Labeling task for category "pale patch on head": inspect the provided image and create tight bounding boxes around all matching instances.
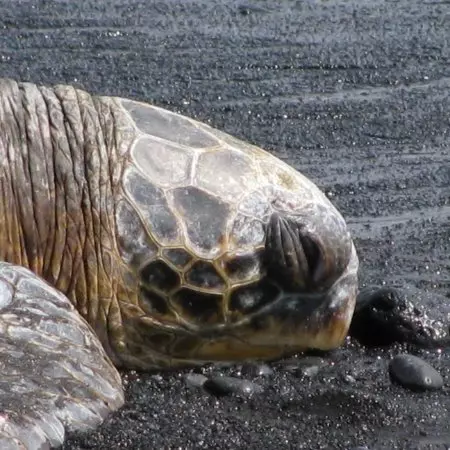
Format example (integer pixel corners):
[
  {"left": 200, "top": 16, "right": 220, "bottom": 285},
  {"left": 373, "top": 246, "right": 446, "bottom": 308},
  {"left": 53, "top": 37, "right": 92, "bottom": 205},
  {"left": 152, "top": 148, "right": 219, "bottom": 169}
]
[
  {"left": 131, "top": 136, "right": 193, "bottom": 188},
  {"left": 228, "top": 214, "right": 265, "bottom": 252},
  {"left": 194, "top": 148, "right": 261, "bottom": 202},
  {"left": 258, "top": 156, "right": 331, "bottom": 209}
]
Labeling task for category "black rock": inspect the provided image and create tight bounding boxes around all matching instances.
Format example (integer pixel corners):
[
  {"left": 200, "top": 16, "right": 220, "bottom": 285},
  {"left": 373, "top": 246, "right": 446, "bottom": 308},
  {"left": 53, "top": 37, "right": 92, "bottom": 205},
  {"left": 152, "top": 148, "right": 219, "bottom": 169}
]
[
  {"left": 204, "top": 376, "right": 264, "bottom": 397},
  {"left": 349, "top": 286, "right": 448, "bottom": 348},
  {"left": 237, "top": 4, "right": 268, "bottom": 15},
  {"left": 388, "top": 354, "right": 444, "bottom": 391}
]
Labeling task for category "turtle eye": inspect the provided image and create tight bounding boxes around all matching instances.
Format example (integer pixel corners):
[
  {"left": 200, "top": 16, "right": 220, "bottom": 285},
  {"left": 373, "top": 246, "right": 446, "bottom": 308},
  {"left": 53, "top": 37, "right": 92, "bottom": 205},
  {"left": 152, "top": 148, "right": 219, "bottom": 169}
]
[{"left": 265, "top": 212, "right": 328, "bottom": 291}]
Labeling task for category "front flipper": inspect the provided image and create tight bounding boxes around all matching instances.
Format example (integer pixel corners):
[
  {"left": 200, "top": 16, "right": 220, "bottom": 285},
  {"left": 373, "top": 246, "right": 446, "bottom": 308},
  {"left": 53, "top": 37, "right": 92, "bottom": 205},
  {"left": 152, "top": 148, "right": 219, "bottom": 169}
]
[{"left": 0, "top": 263, "right": 124, "bottom": 449}]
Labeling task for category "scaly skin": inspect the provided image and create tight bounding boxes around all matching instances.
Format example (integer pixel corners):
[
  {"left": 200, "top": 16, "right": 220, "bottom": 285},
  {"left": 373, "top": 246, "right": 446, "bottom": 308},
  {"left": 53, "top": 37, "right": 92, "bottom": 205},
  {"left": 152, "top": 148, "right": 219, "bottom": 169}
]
[{"left": 0, "top": 78, "right": 136, "bottom": 365}]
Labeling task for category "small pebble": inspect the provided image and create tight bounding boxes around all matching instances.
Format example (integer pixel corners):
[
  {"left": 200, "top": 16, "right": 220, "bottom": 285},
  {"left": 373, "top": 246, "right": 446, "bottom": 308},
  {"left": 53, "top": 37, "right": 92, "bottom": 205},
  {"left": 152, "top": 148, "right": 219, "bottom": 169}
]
[
  {"left": 204, "top": 376, "right": 264, "bottom": 397},
  {"left": 343, "top": 374, "right": 357, "bottom": 384},
  {"left": 184, "top": 373, "right": 207, "bottom": 389},
  {"left": 301, "top": 365, "right": 320, "bottom": 377},
  {"left": 281, "top": 356, "right": 325, "bottom": 377},
  {"left": 241, "top": 363, "right": 274, "bottom": 378},
  {"left": 389, "top": 354, "right": 444, "bottom": 391},
  {"left": 237, "top": 4, "right": 267, "bottom": 15}
]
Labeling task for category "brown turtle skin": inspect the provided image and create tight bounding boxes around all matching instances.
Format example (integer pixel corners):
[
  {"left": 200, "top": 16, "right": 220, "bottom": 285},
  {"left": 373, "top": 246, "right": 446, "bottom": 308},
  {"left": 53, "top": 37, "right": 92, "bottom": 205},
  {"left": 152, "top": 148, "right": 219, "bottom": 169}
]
[{"left": 0, "top": 78, "right": 358, "bottom": 370}]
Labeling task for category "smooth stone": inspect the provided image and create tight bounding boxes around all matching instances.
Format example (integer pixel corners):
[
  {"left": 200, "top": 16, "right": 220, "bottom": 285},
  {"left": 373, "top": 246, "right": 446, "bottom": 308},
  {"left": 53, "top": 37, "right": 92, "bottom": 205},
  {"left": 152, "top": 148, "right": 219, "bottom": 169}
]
[
  {"left": 240, "top": 363, "right": 274, "bottom": 378},
  {"left": 343, "top": 374, "right": 357, "bottom": 384},
  {"left": 280, "top": 356, "right": 325, "bottom": 377},
  {"left": 204, "top": 376, "right": 264, "bottom": 397},
  {"left": 389, "top": 354, "right": 444, "bottom": 391},
  {"left": 184, "top": 373, "right": 208, "bottom": 389},
  {"left": 301, "top": 365, "right": 320, "bottom": 377},
  {"left": 237, "top": 4, "right": 268, "bottom": 15}
]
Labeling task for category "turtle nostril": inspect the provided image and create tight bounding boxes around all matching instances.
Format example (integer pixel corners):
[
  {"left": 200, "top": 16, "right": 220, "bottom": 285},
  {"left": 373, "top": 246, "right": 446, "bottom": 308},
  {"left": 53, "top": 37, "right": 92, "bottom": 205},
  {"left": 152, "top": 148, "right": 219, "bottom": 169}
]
[
  {"left": 265, "top": 212, "right": 326, "bottom": 291},
  {"left": 298, "top": 233, "right": 323, "bottom": 283}
]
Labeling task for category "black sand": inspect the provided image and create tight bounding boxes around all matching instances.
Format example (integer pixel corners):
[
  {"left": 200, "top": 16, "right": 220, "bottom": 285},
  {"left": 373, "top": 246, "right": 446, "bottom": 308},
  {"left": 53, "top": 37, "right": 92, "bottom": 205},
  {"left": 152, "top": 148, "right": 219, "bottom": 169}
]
[{"left": 0, "top": 1, "right": 448, "bottom": 448}]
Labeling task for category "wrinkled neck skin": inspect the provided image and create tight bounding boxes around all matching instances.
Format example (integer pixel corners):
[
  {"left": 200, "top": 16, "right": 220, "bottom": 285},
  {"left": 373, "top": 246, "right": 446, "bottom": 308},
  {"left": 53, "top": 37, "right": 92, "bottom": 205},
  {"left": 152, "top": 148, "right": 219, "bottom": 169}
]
[{"left": 0, "top": 78, "right": 135, "bottom": 363}]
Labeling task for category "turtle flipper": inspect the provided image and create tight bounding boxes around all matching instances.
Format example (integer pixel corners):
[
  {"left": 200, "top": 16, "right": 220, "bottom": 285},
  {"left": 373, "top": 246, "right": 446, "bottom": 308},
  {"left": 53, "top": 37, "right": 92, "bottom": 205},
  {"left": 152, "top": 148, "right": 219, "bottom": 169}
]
[{"left": 0, "top": 263, "right": 124, "bottom": 449}]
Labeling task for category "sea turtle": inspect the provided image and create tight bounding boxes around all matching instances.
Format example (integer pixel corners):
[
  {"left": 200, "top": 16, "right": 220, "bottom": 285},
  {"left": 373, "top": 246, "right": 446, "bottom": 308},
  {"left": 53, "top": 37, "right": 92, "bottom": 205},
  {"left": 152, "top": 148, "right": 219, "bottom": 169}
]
[{"left": 0, "top": 78, "right": 358, "bottom": 449}]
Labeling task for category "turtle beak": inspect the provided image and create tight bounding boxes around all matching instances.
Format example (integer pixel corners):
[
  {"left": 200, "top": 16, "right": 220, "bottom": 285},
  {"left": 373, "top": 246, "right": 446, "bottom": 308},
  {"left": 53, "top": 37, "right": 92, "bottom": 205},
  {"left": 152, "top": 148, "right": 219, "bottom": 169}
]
[
  {"left": 183, "top": 244, "right": 359, "bottom": 363},
  {"left": 241, "top": 271, "right": 358, "bottom": 352},
  {"left": 192, "top": 272, "right": 357, "bottom": 363}
]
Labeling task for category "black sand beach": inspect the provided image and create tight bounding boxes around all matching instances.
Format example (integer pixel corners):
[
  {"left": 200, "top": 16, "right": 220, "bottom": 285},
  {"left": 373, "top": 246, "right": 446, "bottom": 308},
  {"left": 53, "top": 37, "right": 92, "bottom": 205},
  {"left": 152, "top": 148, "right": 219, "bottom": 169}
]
[{"left": 0, "top": 1, "right": 448, "bottom": 448}]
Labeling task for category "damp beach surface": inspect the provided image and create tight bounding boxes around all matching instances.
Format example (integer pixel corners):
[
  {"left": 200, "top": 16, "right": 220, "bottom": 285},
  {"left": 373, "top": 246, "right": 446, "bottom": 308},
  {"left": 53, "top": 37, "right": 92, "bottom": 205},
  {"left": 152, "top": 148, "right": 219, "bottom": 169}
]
[{"left": 0, "top": 1, "right": 448, "bottom": 449}]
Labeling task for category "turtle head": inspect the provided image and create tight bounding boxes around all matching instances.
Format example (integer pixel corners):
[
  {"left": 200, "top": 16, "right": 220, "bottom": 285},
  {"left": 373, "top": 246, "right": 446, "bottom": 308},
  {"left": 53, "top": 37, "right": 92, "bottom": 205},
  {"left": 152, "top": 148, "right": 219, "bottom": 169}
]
[
  {"left": 116, "top": 190, "right": 358, "bottom": 370},
  {"left": 112, "top": 104, "right": 358, "bottom": 368}
]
